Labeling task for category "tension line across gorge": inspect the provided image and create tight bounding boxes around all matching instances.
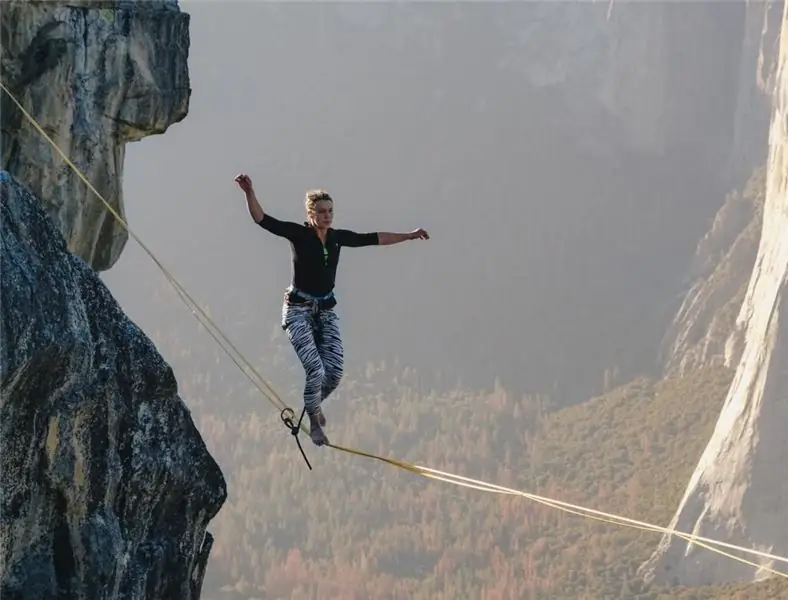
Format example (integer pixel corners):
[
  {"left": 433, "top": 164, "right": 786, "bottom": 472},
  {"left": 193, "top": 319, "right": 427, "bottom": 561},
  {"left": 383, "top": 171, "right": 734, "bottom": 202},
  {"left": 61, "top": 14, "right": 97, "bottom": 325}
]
[{"left": 3, "top": 81, "right": 787, "bottom": 580}]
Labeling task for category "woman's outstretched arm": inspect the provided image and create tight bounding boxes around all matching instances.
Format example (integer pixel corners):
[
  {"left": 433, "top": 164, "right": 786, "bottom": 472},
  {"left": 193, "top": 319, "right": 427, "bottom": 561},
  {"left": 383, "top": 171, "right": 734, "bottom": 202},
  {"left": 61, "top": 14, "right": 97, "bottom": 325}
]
[
  {"left": 377, "top": 229, "right": 430, "bottom": 245},
  {"left": 234, "top": 173, "right": 265, "bottom": 222},
  {"left": 234, "top": 173, "right": 304, "bottom": 240},
  {"left": 336, "top": 228, "right": 430, "bottom": 247}
]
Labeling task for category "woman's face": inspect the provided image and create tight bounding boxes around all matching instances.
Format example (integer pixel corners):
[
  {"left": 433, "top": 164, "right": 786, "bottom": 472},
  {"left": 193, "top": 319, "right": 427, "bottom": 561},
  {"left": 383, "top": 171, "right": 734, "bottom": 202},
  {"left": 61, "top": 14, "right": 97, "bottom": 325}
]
[{"left": 310, "top": 200, "right": 334, "bottom": 228}]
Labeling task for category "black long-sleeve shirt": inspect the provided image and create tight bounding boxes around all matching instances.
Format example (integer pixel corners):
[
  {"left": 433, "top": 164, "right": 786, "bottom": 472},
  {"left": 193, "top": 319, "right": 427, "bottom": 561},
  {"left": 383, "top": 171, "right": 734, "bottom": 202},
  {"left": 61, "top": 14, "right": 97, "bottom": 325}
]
[{"left": 257, "top": 214, "right": 379, "bottom": 297}]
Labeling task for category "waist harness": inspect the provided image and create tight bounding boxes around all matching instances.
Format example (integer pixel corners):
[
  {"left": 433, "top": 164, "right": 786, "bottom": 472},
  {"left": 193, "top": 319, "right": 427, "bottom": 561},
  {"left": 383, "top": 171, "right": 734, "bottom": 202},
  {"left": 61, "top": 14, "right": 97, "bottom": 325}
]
[
  {"left": 283, "top": 287, "right": 337, "bottom": 345},
  {"left": 284, "top": 287, "right": 337, "bottom": 310}
]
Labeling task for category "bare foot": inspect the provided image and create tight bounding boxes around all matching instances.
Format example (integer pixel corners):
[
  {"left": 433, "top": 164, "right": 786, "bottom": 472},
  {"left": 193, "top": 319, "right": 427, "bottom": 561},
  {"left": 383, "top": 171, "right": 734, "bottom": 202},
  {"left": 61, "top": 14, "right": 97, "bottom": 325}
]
[
  {"left": 315, "top": 406, "right": 327, "bottom": 427},
  {"left": 309, "top": 413, "right": 329, "bottom": 446}
]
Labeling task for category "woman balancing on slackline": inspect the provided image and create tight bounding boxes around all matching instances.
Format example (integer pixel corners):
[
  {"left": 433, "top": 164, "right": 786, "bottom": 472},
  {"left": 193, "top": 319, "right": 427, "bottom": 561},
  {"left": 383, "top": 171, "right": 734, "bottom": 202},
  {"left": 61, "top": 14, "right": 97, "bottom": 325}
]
[{"left": 234, "top": 173, "right": 430, "bottom": 446}]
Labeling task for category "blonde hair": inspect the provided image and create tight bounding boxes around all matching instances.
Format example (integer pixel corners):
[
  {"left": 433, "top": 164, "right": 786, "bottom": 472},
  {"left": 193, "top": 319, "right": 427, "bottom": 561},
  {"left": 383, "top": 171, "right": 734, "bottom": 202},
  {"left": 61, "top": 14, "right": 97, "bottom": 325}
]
[{"left": 304, "top": 189, "right": 333, "bottom": 213}]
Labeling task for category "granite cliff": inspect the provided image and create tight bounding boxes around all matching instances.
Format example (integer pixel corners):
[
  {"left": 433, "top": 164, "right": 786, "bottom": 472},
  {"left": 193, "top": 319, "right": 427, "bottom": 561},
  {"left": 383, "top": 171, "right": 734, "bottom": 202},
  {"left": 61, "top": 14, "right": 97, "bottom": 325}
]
[
  {"left": 0, "top": 1, "right": 226, "bottom": 599},
  {"left": 640, "top": 1, "right": 788, "bottom": 586},
  {"left": 658, "top": 167, "right": 766, "bottom": 377},
  {"left": 0, "top": 0, "right": 190, "bottom": 272}
]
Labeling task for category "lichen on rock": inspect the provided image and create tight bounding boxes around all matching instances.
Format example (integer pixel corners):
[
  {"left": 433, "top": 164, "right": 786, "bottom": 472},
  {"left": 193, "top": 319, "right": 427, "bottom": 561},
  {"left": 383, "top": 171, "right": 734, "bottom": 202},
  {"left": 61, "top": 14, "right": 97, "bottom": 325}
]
[
  {"left": 0, "top": 1, "right": 226, "bottom": 597},
  {"left": 0, "top": 169, "right": 226, "bottom": 598}
]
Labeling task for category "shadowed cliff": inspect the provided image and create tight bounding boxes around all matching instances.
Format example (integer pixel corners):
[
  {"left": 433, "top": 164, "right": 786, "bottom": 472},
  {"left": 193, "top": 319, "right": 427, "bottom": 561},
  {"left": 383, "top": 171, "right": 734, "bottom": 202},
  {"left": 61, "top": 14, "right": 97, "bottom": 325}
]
[
  {"left": 0, "top": 1, "right": 226, "bottom": 598},
  {"left": 0, "top": 169, "right": 226, "bottom": 598}
]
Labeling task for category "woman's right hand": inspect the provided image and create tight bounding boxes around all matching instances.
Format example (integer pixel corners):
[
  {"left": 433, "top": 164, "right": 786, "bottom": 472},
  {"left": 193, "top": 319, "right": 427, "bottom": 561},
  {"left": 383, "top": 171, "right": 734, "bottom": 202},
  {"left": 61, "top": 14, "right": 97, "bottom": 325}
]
[{"left": 234, "top": 173, "right": 253, "bottom": 193}]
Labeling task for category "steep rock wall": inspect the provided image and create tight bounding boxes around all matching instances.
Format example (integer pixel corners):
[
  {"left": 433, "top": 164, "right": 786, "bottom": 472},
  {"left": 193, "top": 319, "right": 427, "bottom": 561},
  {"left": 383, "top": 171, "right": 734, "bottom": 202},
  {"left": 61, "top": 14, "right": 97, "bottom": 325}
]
[
  {"left": 659, "top": 2, "right": 784, "bottom": 378},
  {"left": 640, "top": 3, "right": 788, "bottom": 586},
  {"left": 0, "top": 1, "right": 226, "bottom": 598},
  {"left": 0, "top": 170, "right": 227, "bottom": 598},
  {"left": 659, "top": 167, "right": 765, "bottom": 376},
  {"left": 0, "top": 0, "right": 190, "bottom": 272}
]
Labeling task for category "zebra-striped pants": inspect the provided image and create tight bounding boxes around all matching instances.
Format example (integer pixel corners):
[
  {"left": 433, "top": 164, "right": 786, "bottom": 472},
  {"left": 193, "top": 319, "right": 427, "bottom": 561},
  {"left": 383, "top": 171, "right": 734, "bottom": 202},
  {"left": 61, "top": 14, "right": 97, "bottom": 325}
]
[{"left": 282, "top": 303, "right": 344, "bottom": 415}]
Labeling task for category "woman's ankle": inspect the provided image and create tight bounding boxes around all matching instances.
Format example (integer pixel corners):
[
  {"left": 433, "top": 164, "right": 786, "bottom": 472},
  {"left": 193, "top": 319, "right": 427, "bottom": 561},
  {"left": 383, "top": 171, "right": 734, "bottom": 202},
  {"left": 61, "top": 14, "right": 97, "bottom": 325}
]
[{"left": 309, "top": 406, "right": 327, "bottom": 427}]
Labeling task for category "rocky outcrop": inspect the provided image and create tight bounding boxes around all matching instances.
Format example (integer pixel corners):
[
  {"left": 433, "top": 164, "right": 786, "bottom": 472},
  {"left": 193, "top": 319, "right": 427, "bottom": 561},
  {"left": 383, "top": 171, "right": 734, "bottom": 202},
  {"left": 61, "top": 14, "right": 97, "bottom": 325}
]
[
  {"left": 0, "top": 169, "right": 226, "bottom": 598},
  {"left": 640, "top": 2, "right": 788, "bottom": 586},
  {"left": 0, "top": 0, "right": 190, "bottom": 272},
  {"left": 659, "top": 167, "right": 766, "bottom": 376},
  {"left": 0, "top": 1, "right": 225, "bottom": 597}
]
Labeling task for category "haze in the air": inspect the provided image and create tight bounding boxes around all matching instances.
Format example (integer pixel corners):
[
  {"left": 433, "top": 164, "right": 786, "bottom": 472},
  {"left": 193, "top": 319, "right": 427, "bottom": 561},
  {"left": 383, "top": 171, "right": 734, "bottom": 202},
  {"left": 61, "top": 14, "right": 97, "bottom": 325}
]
[{"left": 102, "top": 0, "right": 742, "bottom": 407}]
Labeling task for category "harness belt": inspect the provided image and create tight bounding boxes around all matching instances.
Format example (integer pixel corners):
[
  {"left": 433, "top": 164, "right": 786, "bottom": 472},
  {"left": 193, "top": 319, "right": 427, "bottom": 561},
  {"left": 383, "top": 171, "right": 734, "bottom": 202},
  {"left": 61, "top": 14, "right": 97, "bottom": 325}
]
[{"left": 284, "top": 286, "right": 337, "bottom": 311}]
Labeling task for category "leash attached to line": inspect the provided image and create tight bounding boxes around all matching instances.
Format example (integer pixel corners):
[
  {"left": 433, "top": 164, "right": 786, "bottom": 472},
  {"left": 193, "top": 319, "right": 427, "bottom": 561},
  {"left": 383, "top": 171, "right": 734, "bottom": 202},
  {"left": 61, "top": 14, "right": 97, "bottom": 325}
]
[
  {"left": 280, "top": 407, "right": 312, "bottom": 470},
  {"left": 4, "top": 80, "right": 788, "bottom": 580}
]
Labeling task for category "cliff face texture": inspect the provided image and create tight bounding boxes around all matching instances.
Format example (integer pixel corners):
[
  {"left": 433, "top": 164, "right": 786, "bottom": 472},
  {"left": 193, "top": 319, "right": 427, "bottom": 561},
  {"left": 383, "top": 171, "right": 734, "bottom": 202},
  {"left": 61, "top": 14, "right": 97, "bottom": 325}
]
[
  {"left": 0, "top": 171, "right": 226, "bottom": 599},
  {"left": 658, "top": 1, "right": 784, "bottom": 379},
  {"left": 659, "top": 167, "right": 766, "bottom": 377},
  {"left": 0, "top": 2, "right": 226, "bottom": 599},
  {"left": 0, "top": 0, "right": 190, "bottom": 272},
  {"left": 640, "top": 2, "right": 788, "bottom": 586}
]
